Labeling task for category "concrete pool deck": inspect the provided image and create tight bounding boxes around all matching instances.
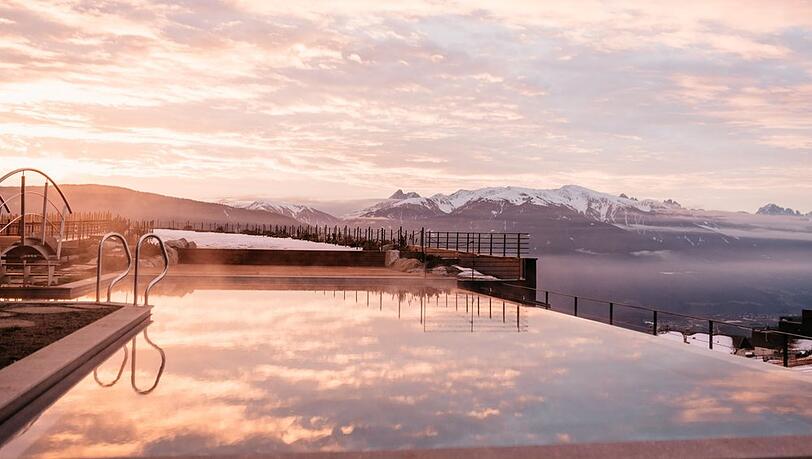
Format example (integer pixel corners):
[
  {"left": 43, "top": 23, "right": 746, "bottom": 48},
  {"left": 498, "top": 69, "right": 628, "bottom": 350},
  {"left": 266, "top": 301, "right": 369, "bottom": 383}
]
[{"left": 0, "top": 304, "right": 151, "bottom": 426}]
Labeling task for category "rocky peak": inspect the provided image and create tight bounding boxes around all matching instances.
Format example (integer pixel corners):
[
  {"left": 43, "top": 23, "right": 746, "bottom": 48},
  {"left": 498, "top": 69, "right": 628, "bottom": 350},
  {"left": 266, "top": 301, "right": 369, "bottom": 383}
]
[{"left": 389, "top": 189, "right": 421, "bottom": 200}]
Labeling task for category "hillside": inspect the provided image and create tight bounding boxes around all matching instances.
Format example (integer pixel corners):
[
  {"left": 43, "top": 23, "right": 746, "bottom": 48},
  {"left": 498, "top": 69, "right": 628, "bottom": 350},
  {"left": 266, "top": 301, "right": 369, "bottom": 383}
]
[
  {"left": 0, "top": 184, "right": 300, "bottom": 226},
  {"left": 4, "top": 182, "right": 810, "bottom": 256}
]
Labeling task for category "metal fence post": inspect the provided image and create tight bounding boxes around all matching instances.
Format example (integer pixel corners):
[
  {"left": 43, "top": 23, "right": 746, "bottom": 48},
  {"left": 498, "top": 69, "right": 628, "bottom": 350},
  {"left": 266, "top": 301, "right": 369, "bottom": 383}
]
[
  {"left": 516, "top": 233, "right": 520, "bottom": 257},
  {"left": 783, "top": 334, "right": 789, "bottom": 367},
  {"left": 19, "top": 173, "right": 25, "bottom": 245},
  {"left": 420, "top": 227, "right": 425, "bottom": 276},
  {"left": 574, "top": 296, "right": 578, "bottom": 317},
  {"left": 652, "top": 310, "right": 658, "bottom": 335},
  {"left": 708, "top": 320, "right": 714, "bottom": 350},
  {"left": 40, "top": 182, "right": 48, "bottom": 243},
  {"left": 609, "top": 302, "right": 614, "bottom": 325}
]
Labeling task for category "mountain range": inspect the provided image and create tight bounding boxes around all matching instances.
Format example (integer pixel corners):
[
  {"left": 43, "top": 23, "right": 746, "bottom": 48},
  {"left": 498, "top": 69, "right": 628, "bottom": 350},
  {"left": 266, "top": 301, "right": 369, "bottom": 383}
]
[
  {"left": 218, "top": 198, "right": 342, "bottom": 226},
  {"left": 227, "top": 185, "right": 812, "bottom": 255},
  {"left": 756, "top": 203, "right": 811, "bottom": 217},
  {"left": 352, "top": 185, "right": 681, "bottom": 222},
  {"left": 3, "top": 183, "right": 809, "bottom": 255}
]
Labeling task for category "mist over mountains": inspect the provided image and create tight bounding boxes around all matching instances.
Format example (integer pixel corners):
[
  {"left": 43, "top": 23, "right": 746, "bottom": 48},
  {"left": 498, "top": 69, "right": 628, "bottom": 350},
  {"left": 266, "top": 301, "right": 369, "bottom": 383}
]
[
  {"left": 219, "top": 184, "right": 811, "bottom": 259},
  {"left": 5, "top": 183, "right": 810, "bottom": 257},
  {"left": 6, "top": 182, "right": 808, "bottom": 318}
]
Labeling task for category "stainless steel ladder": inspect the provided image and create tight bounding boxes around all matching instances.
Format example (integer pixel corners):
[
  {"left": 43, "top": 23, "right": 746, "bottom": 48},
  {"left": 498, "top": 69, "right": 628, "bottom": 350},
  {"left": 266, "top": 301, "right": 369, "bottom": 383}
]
[{"left": 96, "top": 232, "right": 169, "bottom": 305}]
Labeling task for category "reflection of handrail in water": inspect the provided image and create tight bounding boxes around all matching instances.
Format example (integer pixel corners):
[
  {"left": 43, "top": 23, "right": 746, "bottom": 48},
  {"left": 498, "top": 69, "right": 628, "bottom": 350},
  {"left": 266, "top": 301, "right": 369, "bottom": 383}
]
[
  {"left": 131, "top": 329, "right": 166, "bottom": 395},
  {"left": 93, "top": 346, "right": 128, "bottom": 387},
  {"left": 92, "top": 329, "right": 165, "bottom": 394}
]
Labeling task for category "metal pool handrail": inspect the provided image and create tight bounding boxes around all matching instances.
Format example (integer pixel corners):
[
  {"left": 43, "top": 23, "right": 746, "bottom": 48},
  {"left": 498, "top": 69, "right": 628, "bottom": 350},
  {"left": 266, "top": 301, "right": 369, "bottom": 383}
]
[
  {"left": 133, "top": 233, "right": 169, "bottom": 306},
  {"left": 96, "top": 232, "right": 133, "bottom": 303}
]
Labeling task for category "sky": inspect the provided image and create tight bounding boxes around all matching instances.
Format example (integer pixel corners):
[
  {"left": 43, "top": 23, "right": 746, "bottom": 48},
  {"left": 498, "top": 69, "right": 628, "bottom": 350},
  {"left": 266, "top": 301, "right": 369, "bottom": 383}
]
[{"left": 0, "top": 1, "right": 811, "bottom": 212}]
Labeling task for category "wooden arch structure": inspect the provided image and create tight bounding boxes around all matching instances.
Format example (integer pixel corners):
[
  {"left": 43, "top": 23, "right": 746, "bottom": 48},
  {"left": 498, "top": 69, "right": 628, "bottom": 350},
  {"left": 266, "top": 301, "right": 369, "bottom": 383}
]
[{"left": 0, "top": 168, "right": 74, "bottom": 285}]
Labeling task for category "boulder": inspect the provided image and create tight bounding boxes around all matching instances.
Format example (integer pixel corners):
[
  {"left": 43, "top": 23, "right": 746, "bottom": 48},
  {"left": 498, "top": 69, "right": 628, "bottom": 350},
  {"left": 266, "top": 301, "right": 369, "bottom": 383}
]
[
  {"left": 165, "top": 238, "right": 189, "bottom": 250},
  {"left": 391, "top": 258, "right": 423, "bottom": 272},
  {"left": 385, "top": 250, "right": 400, "bottom": 267}
]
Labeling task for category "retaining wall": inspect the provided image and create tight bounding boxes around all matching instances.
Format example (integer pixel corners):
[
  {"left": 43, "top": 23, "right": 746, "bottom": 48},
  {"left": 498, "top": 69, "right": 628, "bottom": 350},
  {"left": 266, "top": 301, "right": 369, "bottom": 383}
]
[{"left": 177, "top": 248, "right": 386, "bottom": 267}]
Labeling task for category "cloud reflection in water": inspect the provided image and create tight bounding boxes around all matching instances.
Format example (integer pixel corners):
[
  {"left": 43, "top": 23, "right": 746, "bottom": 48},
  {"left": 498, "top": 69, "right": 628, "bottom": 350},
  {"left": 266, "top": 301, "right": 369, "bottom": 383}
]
[{"left": 4, "top": 285, "right": 812, "bottom": 457}]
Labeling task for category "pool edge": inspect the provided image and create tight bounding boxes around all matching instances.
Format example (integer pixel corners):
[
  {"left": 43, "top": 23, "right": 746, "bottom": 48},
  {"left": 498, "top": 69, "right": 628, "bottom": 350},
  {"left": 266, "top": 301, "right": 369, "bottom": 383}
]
[{"left": 0, "top": 305, "right": 152, "bottom": 425}]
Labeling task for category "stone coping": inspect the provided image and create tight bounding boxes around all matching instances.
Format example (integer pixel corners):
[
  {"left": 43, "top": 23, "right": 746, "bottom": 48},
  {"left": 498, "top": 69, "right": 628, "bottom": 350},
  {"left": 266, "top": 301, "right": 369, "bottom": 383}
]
[{"left": 0, "top": 304, "right": 151, "bottom": 426}]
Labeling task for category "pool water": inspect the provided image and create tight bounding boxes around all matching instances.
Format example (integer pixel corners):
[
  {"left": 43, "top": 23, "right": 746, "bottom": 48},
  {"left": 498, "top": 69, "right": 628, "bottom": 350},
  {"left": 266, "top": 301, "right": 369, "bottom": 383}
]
[{"left": 1, "top": 282, "right": 811, "bottom": 457}]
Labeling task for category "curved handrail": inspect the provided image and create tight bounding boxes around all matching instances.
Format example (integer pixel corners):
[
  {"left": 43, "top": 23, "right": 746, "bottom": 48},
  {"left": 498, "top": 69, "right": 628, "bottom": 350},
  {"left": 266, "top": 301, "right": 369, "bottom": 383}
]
[
  {"left": 133, "top": 233, "right": 169, "bottom": 306},
  {"left": 131, "top": 329, "right": 166, "bottom": 395},
  {"left": 0, "top": 168, "right": 73, "bottom": 214},
  {"left": 96, "top": 232, "right": 133, "bottom": 303},
  {"left": 93, "top": 345, "right": 128, "bottom": 387},
  {"left": 0, "top": 192, "right": 10, "bottom": 213}
]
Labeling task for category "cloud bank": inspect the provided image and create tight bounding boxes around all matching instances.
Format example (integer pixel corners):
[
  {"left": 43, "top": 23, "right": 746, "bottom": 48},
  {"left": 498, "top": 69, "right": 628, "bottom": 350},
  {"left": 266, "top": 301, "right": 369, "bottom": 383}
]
[{"left": 0, "top": 1, "right": 810, "bottom": 210}]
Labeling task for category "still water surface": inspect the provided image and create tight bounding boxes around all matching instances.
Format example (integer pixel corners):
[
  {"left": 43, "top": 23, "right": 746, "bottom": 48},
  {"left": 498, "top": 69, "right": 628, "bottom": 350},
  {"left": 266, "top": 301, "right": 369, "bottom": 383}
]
[{"left": 2, "top": 283, "right": 811, "bottom": 457}]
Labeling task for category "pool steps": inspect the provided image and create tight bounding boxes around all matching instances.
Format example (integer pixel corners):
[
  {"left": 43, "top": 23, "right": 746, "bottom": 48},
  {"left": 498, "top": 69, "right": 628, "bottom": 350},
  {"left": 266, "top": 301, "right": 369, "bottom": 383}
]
[{"left": 96, "top": 232, "right": 169, "bottom": 306}]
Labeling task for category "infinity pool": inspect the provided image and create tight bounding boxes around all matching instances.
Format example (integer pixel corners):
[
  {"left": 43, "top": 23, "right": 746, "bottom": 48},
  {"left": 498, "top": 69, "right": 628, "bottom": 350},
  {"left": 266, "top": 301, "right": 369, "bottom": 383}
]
[{"left": 1, "top": 281, "right": 811, "bottom": 457}]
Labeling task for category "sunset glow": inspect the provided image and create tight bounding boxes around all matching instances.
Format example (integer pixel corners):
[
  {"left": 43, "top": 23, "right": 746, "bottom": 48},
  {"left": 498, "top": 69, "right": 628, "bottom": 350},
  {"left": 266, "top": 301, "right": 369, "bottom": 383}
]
[{"left": 1, "top": 1, "right": 811, "bottom": 210}]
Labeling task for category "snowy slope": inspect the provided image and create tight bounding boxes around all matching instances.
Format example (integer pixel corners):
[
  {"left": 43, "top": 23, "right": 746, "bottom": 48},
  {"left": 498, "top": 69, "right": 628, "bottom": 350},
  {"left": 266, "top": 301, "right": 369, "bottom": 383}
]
[
  {"left": 154, "top": 229, "right": 359, "bottom": 251},
  {"left": 220, "top": 199, "right": 340, "bottom": 225},
  {"left": 358, "top": 185, "right": 666, "bottom": 222}
]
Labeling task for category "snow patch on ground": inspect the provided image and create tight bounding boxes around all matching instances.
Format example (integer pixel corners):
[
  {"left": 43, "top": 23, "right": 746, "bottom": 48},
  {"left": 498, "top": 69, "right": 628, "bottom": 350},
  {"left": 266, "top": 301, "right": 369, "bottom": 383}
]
[
  {"left": 453, "top": 266, "right": 498, "bottom": 280},
  {"left": 793, "top": 339, "right": 812, "bottom": 351},
  {"left": 659, "top": 331, "right": 735, "bottom": 354},
  {"left": 153, "top": 229, "right": 359, "bottom": 251}
]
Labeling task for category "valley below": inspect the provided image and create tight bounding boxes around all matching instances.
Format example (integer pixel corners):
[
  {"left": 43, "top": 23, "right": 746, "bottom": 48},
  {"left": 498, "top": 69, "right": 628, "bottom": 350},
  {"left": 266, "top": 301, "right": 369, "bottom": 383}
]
[{"left": 537, "top": 247, "right": 812, "bottom": 325}]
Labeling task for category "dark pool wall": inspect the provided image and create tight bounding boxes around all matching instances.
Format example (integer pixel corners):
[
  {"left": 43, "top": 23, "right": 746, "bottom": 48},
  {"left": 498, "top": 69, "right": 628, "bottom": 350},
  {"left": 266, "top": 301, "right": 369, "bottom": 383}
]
[{"left": 178, "top": 248, "right": 387, "bottom": 266}]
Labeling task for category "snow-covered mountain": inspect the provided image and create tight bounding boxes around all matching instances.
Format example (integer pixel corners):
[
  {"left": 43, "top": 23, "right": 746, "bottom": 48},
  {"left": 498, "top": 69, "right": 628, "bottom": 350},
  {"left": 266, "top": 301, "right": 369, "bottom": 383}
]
[
  {"left": 389, "top": 189, "right": 421, "bottom": 200},
  {"left": 357, "top": 185, "right": 679, "bottom": 223},
  {"left": 756, "top": 203, "right": 808, "bottom": 217},
  {"left": 217, "top": 186, "right": 811, "bottom": 255},
  {"left": 220, "top": 199, "right": 341, "bottom": 226}
]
